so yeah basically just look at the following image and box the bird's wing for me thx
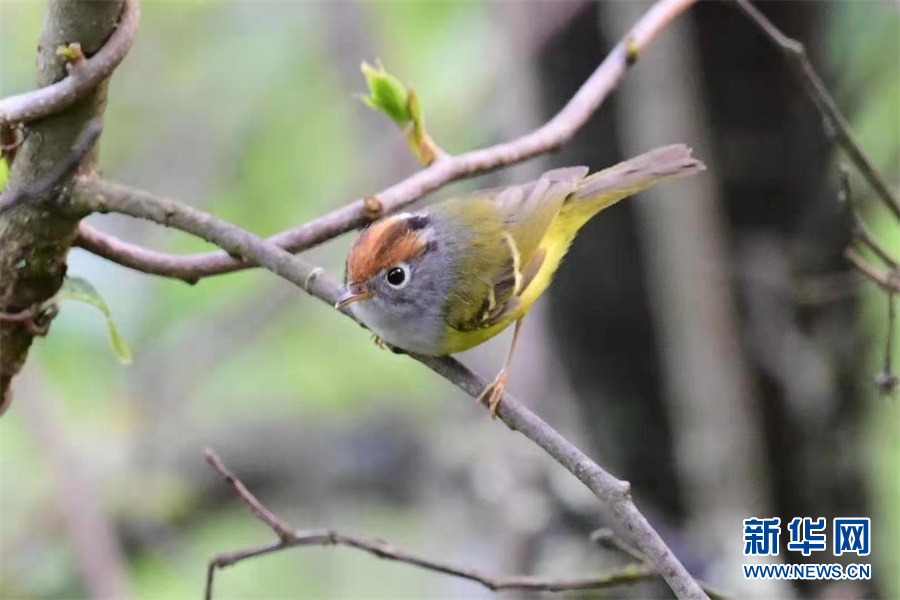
[493,166,588,265]
[441,167,587,332]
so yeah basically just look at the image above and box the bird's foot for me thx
[371,334,405,355]
[477,371,507,419]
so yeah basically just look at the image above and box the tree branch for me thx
[0,0,140,126]
[733,0,900,222]
[203,448,663,599]
[0,0,134,408]
[71,173,708,599]
[34,0,706,596]
[735,0,900,398]
[845,248,900,294]
[73,0,699,283]
[0,119,103,214]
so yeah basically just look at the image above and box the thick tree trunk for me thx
[0,0,123,410]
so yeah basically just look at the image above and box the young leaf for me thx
[359,61,412,127]
[43,277,133,364]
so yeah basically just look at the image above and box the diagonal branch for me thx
[1,0,135,409]
[73,0,698,284]
[0,0,140,126]
[71,175,708,600]
[845,248,900,294]
[733,0,900,222]
[203,448,668,599]
[0,119,103,214]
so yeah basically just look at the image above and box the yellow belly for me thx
[439,204,589,354]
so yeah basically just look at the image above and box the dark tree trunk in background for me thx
[538,2,870,597]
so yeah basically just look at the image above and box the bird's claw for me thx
[477,372,507,419]
[371,335,405,355]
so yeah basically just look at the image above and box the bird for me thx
[337,145,705,416]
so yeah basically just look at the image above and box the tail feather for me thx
[571,144,705,207]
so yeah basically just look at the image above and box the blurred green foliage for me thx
[45,277,134,364]
[830,2,900,597]
[0,1,897,598]
[0,1,497,597]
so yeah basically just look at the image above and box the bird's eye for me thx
[386,265,408,288]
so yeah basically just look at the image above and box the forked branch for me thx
[73,0,699,283]
[204,448,676,599]
[70,173,708,600]
[733,0,900,221]
[735,0,899,393]
[0,0,140,126]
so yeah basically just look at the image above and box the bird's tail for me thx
[563,145,705,226]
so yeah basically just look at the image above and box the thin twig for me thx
[71,175,707,600]
[0,119,103,214]
[0,124,24,164]
[203,449,293,540]
[202,448,661,600]
[66,1,706,596]
[591,527,647,563]
[0,0,140,126]
[733,0,900,222]
[844,248,900,294]
[591,528,733,600]
[73,0,699,283]
[839,165,900,270]
[0,304,58,337]
[877,293,898,395]
[853,213,898,270]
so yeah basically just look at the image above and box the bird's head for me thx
[337,212,440,311]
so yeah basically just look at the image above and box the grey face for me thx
[349,235,456,356]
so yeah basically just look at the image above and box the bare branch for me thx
[203,448,665,600]
[60,0,708,596]
[203,449,293,541]
[837,165,900,271]
[1,0,130,407]
[878,293,898,395]
[75,222,205,284]
[844,248,900,294]
[854,217,899,271]
[591,528,734,600]
[73,0,699,283]
[0,119,103,214]
[0,0,140,126]
[733,0,900,222]
[71,175,707,599]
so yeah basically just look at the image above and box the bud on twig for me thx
[359,61,440,166]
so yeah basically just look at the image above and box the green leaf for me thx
[0,157,8,193]
[359,60,412,127]
[44,277,133,364]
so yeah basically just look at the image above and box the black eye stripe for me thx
[407,214,430,230]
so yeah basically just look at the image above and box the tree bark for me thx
[0,0,124,409]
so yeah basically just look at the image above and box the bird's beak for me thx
[335,283,372,309]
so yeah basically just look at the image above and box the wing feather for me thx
[441,167,585,332]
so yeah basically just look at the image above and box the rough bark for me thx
[0,0,124,408]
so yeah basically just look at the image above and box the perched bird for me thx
[338,145,705,416]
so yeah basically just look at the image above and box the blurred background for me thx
[1,1,898,598]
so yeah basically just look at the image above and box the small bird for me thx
[337,145,705,416]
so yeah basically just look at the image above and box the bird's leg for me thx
[372,334,389,350]
[477,317,524,418]
[371,334,405,354]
